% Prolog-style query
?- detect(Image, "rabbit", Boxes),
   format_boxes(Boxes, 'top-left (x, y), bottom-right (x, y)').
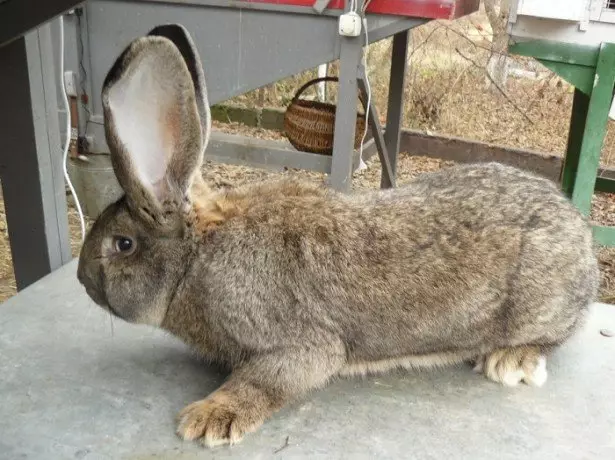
top-left (77, 24), bottom-right (599, 448)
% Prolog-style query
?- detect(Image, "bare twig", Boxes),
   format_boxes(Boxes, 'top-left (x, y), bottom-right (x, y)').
top-left (455, 47), bottom-right (534, 124)
top-left (274, 436), bottom-right (290, 454)
top-left (441, 65), bottom-right (472, 105)
top-left (438, 22), bottom-right (511, 60)
top-left (408, 24), bottom-right (445, 60)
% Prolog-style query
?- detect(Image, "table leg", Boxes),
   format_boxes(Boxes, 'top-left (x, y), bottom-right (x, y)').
top-left (330, 34), bottom-right (363, 192)
top-left (569, 43), bottom-right (615, 216)
top-left (0, 25), bottom-right (72, 291)
top-left (561, 88), bottom-right (590, 198)
top-left (358, 71), bottom-right (394, 188)
top-left (381, 30), bottom-right (408, 189)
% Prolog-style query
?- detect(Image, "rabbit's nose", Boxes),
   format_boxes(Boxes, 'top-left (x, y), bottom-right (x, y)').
top-left (77, 257), bottom-right (98, 292)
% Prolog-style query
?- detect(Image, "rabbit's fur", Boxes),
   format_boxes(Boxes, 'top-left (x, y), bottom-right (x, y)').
top-left (77, 25), bottom-right (599, 447)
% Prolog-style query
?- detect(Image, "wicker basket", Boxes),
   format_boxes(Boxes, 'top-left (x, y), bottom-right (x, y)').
top-left (283, 76), bottom-right (366, 156)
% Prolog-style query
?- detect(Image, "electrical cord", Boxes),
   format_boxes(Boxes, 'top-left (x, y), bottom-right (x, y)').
top-left (357, 15), bottom-right (371, 170)
top-left (355, 0), bottom-right (373, 170)
top-left (59, 15), bottom-right (87, 243)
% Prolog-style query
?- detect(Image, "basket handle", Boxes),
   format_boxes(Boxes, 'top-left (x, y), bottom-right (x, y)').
top-left (291, 76), bottom-right (339, 102)
top-left (291, 76), bottom-right (367, 115)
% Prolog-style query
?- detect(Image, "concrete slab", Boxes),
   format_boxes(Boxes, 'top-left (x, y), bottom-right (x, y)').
top-left (1, 260), bottom-right (614, 459)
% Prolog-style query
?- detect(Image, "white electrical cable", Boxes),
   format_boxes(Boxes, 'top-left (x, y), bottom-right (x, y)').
top-left (59, 15), bottom-right (87, 243)
top-left (357, 15), bottom-right (371, 171)
top-left (361, 0), bottom-right (373, 13)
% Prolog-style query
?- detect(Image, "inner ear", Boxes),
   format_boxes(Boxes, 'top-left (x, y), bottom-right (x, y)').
top-left (147, 24), bottom-right (211, 148)
top-left (106, 55), bottom-right (192, 200)
top-left (102, 36), bottom-right (203, 227)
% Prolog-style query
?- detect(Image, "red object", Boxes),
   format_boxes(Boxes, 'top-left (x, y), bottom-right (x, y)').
top-left (243, 0), bottom-right (479, 20)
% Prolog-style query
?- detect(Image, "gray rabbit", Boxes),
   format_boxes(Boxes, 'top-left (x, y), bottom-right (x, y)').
top-left (77, 24), bottom-right (599, 448)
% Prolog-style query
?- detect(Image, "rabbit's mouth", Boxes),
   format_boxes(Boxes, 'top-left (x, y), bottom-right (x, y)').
top-left (79, 273), bottom-right (126, 321)
top-left (104, 302), bottom-right (124, 320)
top-left (89, 291), bottom-right (124, 320)
top-left (84, 285), bottom-right (115, 313)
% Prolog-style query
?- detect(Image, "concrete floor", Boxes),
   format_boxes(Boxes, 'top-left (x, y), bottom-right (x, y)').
top-left (1, 260), bottom-right (614, 459)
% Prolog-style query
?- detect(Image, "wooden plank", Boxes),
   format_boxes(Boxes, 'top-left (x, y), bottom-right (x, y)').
top-left (595, 177), bottom-right (615, 194)
top-left (207, 131), bottom-right (366, 173)
top-left (0, 26), bottom-right (72, 290)
top-left (330, 34), bottom-right (363, 192)
top-left (397, 129), bottom-right (564, 180)
top-left (561, 88), bottom-right (591, 197)
top-left (509, 40), bottom-right (600, 68)
top-left (537, 59), bottom-right (595, 96)
top-left (207, 131), bottom-right (375, 173)
top-left (381, 30), bottom-right (408, 188)
top-left (571, 43), bottom-right (615, 216)
top-left (593, 225), bottom-right (615, 247)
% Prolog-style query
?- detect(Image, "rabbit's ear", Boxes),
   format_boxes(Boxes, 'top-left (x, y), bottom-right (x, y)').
top-left (101, 25), bottom-right (209, 229)
top-left (147, 24), bottom-right (211, 150)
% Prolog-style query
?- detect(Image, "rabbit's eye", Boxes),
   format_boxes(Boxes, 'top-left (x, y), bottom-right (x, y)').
top-left (114, 236), bottom-right (134, 253)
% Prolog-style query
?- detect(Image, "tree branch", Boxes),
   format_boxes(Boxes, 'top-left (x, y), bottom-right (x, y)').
top-left (483, 0), bottom-right (501, 31)
top-left (455, 47), bottom-right (534, 124)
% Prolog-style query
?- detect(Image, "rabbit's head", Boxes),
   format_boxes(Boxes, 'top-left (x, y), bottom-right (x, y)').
top-left (77, 25), bottom-right (211, 326)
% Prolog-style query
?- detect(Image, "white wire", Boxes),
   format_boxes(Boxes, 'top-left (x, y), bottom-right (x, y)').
top-left (357, 16), bottom-right (371, 170)
top-left (59, 15), bottom-right (86, 243)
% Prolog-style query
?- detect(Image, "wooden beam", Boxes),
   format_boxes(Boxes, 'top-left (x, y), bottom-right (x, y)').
top-left (0, 0), bottom-right (83, 47)
top-left (206, 131), bottom-right (368, 173)
top-left (358, 75), bottom-right (395, 188)
top-left (0, 25), bottom-right (72, 290)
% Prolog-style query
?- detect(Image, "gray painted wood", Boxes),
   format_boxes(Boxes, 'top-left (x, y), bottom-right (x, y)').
top-left (329, 34), bottom-right (363, 191)
top-left (0, 26), bottom-right (72, 290)
top-left (83, 1), bottom-right (421, 107)
top-left (382, 30), bottom-right (409, 188)
top-left (312, 0), bottom-right (333, 14)
top-left (0, 0), bottom-right (83, 47)
top-left (208, 132), bottom-right (335, 173)
top-left (358, 71), bottom-right (395, 188)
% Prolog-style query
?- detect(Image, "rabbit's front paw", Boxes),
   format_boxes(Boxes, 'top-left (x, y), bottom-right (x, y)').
top-left (176, 390), bottom-right (268, 447)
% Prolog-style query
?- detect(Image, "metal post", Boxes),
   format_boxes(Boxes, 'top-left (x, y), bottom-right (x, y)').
top-left (570, 42), bottom-right (615, 216)
top-left (0, 25), bottom-right (72, 291)
top-left (329, 35), bottom-right (363, 192)
top-left (381, 30), bottom-right (409, 189)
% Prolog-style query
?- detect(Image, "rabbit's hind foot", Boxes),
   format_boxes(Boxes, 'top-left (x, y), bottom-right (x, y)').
top-left (473, 345), bottom-right (547, 388)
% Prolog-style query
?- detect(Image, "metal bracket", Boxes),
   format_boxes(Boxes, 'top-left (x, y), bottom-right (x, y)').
top-left (358, 68), bottom-right (396, 189)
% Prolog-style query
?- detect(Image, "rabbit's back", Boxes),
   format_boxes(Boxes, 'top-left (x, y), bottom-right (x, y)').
top-left (189, 163), bottom-right (597, 368)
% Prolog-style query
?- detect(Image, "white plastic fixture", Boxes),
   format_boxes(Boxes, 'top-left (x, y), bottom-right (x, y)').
top-left (63, 71), bottom-right (77, 97)
top-left (339, 12), bottom-right (362, 37)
